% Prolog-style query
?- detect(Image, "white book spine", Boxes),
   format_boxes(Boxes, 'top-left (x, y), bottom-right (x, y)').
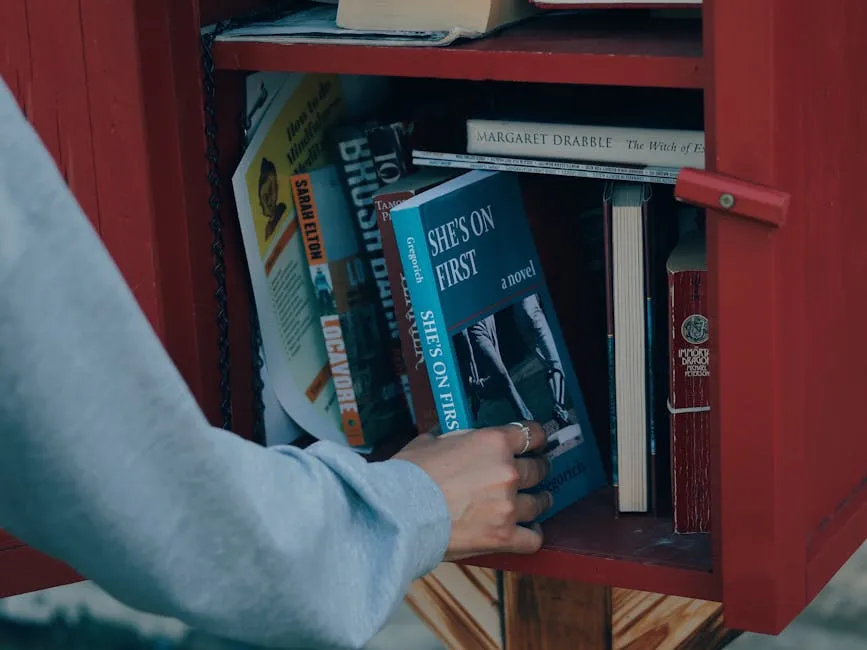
top-left (467, 118), bottom-right (706, 169)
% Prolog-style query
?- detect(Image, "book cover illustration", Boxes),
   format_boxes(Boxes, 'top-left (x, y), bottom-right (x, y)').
top-left (374, 168), bottom-right (459, 434)
top-left (392, 170), bottom-right (607, 519)
top-left (291, 165), bottom-right (412, 447)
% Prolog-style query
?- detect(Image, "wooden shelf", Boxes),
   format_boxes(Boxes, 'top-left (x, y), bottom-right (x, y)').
top-left (213, 13), bottom-right (704, 89)
top-left (467, 488), bottom-right (717, 601)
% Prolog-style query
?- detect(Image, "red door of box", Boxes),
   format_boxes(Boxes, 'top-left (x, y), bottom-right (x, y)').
top-left (696, 0), bottom-right (867, 634)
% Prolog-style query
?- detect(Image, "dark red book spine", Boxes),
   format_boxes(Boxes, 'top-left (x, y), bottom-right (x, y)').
top-left (667, 264), bottom-right (711, 533)
top-left (375, 191), bottom-right (440, 434)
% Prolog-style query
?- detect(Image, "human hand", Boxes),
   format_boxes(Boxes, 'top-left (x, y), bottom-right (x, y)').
top-left (394, 421), bottom-right (552, 561)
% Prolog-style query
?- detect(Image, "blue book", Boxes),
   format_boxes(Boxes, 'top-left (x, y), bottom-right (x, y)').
top-left (391, 170), bottom-right (607, 520)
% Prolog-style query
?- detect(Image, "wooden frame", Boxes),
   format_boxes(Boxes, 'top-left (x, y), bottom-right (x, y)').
top-left (2, 0), bottom-right (866, 645)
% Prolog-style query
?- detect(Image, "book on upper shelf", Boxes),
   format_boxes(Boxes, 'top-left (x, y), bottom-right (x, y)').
top-left (216, 5), bottom-right (479, 48)
top-left (391, 170), bottom-right (607, 519)
top-left (336, 0), bottom-right (537, 36)
top-left (291, 165), bottom-right (413, 447)
top-left (403, 83), bottom-right (705, 171)
top-left (666, 207), bottom-right (710, 534)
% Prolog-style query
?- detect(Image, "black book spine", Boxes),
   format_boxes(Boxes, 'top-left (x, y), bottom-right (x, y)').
top-left (329, 122), bottom-right (415, 427)
top-left (365, 121), bottom-right (415, 185)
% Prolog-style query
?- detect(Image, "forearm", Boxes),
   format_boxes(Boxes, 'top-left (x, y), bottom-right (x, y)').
top-left (0, 79), bottom-right (449, 649)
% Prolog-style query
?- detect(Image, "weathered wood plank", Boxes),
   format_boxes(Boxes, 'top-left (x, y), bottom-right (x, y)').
top-left (406, 565), bottom-right (502, 650)
top-left (504, 573), bottom-right (612, 649)
top-left (613, 588), bottom-right (738, 649)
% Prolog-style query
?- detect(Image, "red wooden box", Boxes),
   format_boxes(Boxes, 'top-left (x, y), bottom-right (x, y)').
top-left (1, 0), bottom-right (865, 637)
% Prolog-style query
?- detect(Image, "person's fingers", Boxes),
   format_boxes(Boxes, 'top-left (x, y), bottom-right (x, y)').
top-left (515, 455), bottom-right (550, 490)
top-left (501, 522), bottom-right (544, 554)
top-left (501, 420), bottom-right (547, 455)
top-left (514, 491), bottom-right (553, 523)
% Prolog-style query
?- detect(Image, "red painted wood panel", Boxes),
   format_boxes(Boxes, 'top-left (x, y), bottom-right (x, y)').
top-left (797, 0), bottom-right (867, 546)
top-left (214, 70), bottom-right (257, 438)
top-left (141, 0), bottom-right (258, 428)
top-left (0, 0), bottom-right (31, 107)
top-left (22, 0), bottom-right (101, 230)
top-left (703, 0), bottom-right (806, 634)
top-left (789, 0), bottom-right (867, 600)
top-left (130, 0), bottom-right (215, 418)
top-left (0, 0), bottom-right (101, 597)
top-left (77, 0), bottom-right (164, 332)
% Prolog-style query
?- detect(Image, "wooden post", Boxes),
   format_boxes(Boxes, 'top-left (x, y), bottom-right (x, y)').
top-left (407, 568), bottom-right (740, 649)
top-left (504, 573), bottom-right (611, 649)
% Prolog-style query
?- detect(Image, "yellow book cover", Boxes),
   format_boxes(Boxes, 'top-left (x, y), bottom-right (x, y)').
top-left (232, 73), bottom-right (363, 447)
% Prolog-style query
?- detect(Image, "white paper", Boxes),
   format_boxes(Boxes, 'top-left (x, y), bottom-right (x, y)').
top-left (216, 6), bottom-right (470, 47)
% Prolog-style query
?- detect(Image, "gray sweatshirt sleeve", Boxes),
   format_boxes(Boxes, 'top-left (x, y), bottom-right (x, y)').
top-left (0, 80), bottom-right (450, 649)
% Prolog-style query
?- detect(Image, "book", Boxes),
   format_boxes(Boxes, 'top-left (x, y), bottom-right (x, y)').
top-left (231, 73), bottom-right (356, 449)
top-left (467, 118), bottom-right (705, 169)
top-left (336, 0), bottom-right (536, 35)
top-left (603, 182), bottom-right (653, 513)
top-left (666, 208), bottom-right (710, 533)
top-left (291, 165), bottom-right (412, 446)
top-left (215, 6), bottom-right (480, 48)
top-left (366, 121), bottom-right (416, 185)
top-left (413, 149), bottom-right (679, 184)
top-left (392, 170), bottom-right (607, 519)
top-left (374, 168), bottom-right (460, 434)
top-left (236, 71), bottom-right (393, 450)
top-left (329, 122), bottom-right (416, 426)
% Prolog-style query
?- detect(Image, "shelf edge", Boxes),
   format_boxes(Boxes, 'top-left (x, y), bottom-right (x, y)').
top-left (213, 41), bottom-right (705, 89)
top-left (464, 549), bottom-right (720, 602)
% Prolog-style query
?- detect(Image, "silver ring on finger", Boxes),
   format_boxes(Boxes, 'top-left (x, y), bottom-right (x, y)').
top-left (509, 421), bottom-right (531, 456)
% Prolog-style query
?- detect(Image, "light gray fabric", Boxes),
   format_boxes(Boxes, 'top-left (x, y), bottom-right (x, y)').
top-left (0, 78), bottom-right (450, 649)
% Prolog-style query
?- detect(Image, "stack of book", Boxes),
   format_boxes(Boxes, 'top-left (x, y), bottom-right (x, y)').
top-left (232, 70), bottom-right (710, 531)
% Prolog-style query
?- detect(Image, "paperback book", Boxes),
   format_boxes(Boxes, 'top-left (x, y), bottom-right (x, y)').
top-left (392, 170), bottom-right (607, 518)
top-left (666, 208), bottom-right (710, 533)
top-left (231, 73), bottom-right (350, 447)
top-left (329, 121), bottom-right (416, 425)
top-left (291, 165), bottom-right (412, 446)
top-left (374, 168), bottom-right (459, 434)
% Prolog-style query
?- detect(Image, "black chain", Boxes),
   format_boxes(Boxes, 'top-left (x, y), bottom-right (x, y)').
top-left (243, 86), bottom-right (267, 445)
top-left (200, 23), bottom-right (233, 431)
top-left (199, 3), bottom-right (293, 437)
